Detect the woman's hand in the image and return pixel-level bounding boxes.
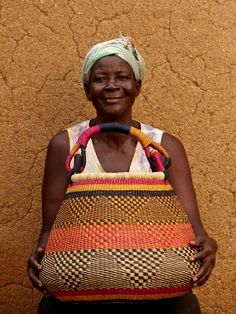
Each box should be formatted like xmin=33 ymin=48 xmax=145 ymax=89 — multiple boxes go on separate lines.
xmin=190 ymin=235 xmax=217 ymax=287
xmin=27 ymin=246 xmax=47 ymax=294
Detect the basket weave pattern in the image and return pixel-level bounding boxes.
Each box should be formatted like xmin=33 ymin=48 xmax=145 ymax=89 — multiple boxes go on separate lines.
xmin=40 ymin=173 xmax=200 ymax=302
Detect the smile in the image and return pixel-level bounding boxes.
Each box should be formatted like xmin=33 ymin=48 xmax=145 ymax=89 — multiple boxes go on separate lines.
xmin=105 ymin=98 xmax=122 ymax=103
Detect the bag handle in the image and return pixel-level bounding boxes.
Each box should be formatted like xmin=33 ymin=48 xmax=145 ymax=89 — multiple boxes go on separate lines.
xmin=66 ymin=123 xmax=171 ymax=176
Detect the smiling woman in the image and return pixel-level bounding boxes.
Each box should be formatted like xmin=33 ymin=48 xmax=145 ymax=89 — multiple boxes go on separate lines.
xmin=27 ymin=35 xmax=217 ymax=313
xmin=85 ymin=55 xmax=141 ymax=123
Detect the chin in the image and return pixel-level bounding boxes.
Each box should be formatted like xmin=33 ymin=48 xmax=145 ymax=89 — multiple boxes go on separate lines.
xmin=102 ymin=108 xmax=124 ymax=119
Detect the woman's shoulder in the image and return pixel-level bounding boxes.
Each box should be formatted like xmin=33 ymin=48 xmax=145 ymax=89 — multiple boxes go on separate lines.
xmin=48 ymin=130 xmax=69 ymax=153
xmin=162 ymin=132 xmax=185 ymax=149
xmin=161 ymin=132 xmax=187 ymax=161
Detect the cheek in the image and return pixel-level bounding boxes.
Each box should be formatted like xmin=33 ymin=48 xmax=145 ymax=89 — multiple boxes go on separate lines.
xmin=88 ymin=85 xmax=103 ymax=98
xmin=119 ymin=81 xmax=131 ymax=89
xmin=124 ymin=83 xmax=138 ymax=96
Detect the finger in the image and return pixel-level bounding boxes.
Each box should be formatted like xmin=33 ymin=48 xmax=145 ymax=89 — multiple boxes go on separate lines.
xmin=27 ymin=255 xmax=43 ymax=271
xmin=28 ymin=256 xmax=42 ymax=270
xmin=35 ymin=247 xmax=45 ymax=261
xmin=192 ymin=259 xmax=214 ymax=285
xmin=192 ymin=247 xmax=217 ymax=264
xmin=195 ymin=273 xmax=210 ymax=286
xmin=28 ymin=268 xmax=45 ymax=292
xmin=191 ymin=250 xmax=209 ymax=262
xmin=189 ymin=236 xmax=205 ymax=247
xmin=193 ymin=265 xmax=213 ymax=287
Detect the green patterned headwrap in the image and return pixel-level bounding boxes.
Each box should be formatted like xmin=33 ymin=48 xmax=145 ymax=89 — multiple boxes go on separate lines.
xmin=82 ymin=35 xmax=146 ymax=85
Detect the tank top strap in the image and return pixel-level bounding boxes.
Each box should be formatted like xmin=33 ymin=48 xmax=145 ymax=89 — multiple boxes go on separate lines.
xmin=67 ymin=120 xmax=90 ymax=151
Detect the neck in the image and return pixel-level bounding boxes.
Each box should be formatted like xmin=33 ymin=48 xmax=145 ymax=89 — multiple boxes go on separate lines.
xmin=90 ymin=117 xmax=140 ymax=129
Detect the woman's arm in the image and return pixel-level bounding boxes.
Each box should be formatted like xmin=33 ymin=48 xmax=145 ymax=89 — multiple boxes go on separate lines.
xmin=27 ymin=131 xmax=69 ymax=292
xmin=161 ymin=133 xmax=217 ymax=287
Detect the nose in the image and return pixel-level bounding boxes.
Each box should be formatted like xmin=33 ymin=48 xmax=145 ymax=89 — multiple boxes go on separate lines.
xmin=105 ymin=78 xmax=119 ymax=90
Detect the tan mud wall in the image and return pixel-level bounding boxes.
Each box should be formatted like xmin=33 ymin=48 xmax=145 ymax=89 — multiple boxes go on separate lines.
xmin=0 ymin=0 xmax=235 ymax=313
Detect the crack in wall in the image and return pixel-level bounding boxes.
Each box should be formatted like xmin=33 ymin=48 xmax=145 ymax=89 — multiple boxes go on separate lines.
xmin=0 ymin=282 xmax=33 ymax=290
xmin=67 ymin=0 xmax=83 ymax=60
xmin=92 ymin=7 xmax=138 ymax=37
xmin=167 ymin=11 xmax=177 ymax=40
xmin=35 ymin=73 xmax=50 ymax=105
xmin=32 ymin=1 xmax=50 ymax=17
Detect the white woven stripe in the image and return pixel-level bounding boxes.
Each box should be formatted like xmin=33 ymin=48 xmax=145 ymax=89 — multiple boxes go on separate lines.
xmin=71 ymin=171 xmax=165 ymax=182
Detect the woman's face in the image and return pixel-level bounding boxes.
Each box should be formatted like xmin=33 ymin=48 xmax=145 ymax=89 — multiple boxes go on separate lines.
xmin=85 ymin=55 xmax=141 ymax=122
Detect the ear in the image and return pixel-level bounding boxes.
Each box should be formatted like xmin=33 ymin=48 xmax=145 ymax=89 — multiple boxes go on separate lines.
xmin=84 ymin=84 xmax=91 ymax=101
xmin=135 ymin=80 xmax=142 ymax=97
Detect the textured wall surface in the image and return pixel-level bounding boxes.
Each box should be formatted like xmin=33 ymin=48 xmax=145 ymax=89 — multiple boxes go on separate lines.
xmin=0 ymin=0 xmax=235 ymax=313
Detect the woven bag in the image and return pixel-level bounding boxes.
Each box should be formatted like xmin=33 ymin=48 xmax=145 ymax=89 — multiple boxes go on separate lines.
xmin=40 ymin=123 xmax=200 ymax=302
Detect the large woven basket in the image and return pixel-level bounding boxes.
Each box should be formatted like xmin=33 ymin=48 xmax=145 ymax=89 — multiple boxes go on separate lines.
xmin=40 ymin=123 xmax=200 ymax=302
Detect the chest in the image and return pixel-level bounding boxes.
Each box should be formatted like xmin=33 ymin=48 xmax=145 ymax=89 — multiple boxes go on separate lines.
xmin=92 ymin=138 xmax=137 ymax=172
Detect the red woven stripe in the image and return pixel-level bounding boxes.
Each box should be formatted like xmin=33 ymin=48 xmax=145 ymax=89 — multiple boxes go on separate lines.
xmin=53 ymin=286 xmax=192 ymax=297
xmin=70 ymin=179 xmax=170 ymax=186
xmin=45 ymin=223 xmax=194 ymax=252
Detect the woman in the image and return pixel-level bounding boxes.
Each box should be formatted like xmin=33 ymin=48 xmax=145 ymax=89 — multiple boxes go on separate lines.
xmin=28 ymin=36 xmax=217 ymax=313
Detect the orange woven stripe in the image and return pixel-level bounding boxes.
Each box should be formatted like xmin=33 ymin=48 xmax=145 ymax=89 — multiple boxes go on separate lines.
xmin=46 ymin=223 xmax=194 ymax=252
xmin=70 ymin=143 xmax=80 ymax=155
xmin=130 ymin=127 xmax=153 ymax=148
xmin=67 ymin=183 xmax=173 ymax=193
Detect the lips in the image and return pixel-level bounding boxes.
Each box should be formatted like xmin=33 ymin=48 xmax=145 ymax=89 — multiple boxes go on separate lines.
xmin=104 ymin=97 xmax=122 ymax=103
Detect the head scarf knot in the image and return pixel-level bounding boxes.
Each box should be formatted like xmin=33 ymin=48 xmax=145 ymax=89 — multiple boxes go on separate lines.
xmin=82 ymin=35 xmax=146 ymax=85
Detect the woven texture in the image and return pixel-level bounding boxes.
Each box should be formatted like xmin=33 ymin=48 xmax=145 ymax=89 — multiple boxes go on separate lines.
xmin=40 ymin=173 xmax=200 ymax=302
xmin=40 ymin=123 xmax=200 ymax=302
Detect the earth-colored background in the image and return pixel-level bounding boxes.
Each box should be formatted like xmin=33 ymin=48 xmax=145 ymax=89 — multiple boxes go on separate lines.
xmin=0 ymin=0 xmax=235 ymax=313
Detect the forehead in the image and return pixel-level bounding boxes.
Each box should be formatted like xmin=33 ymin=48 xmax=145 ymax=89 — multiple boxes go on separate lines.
xmin=91 ymin=55 xmax=134 ymax=74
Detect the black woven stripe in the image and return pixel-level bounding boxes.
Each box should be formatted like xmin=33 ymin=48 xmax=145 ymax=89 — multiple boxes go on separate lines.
xmin=65 ymin=189 xmax=176 ymax=199
xmin=100 ymin=123 xmax=130 ymax=135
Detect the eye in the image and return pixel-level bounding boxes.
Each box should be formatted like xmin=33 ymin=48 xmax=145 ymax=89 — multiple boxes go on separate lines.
xmin=117 ymin=75 xmax=129 ymax=81
xmin=93 ymin=76 xmax=108 ymax=83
